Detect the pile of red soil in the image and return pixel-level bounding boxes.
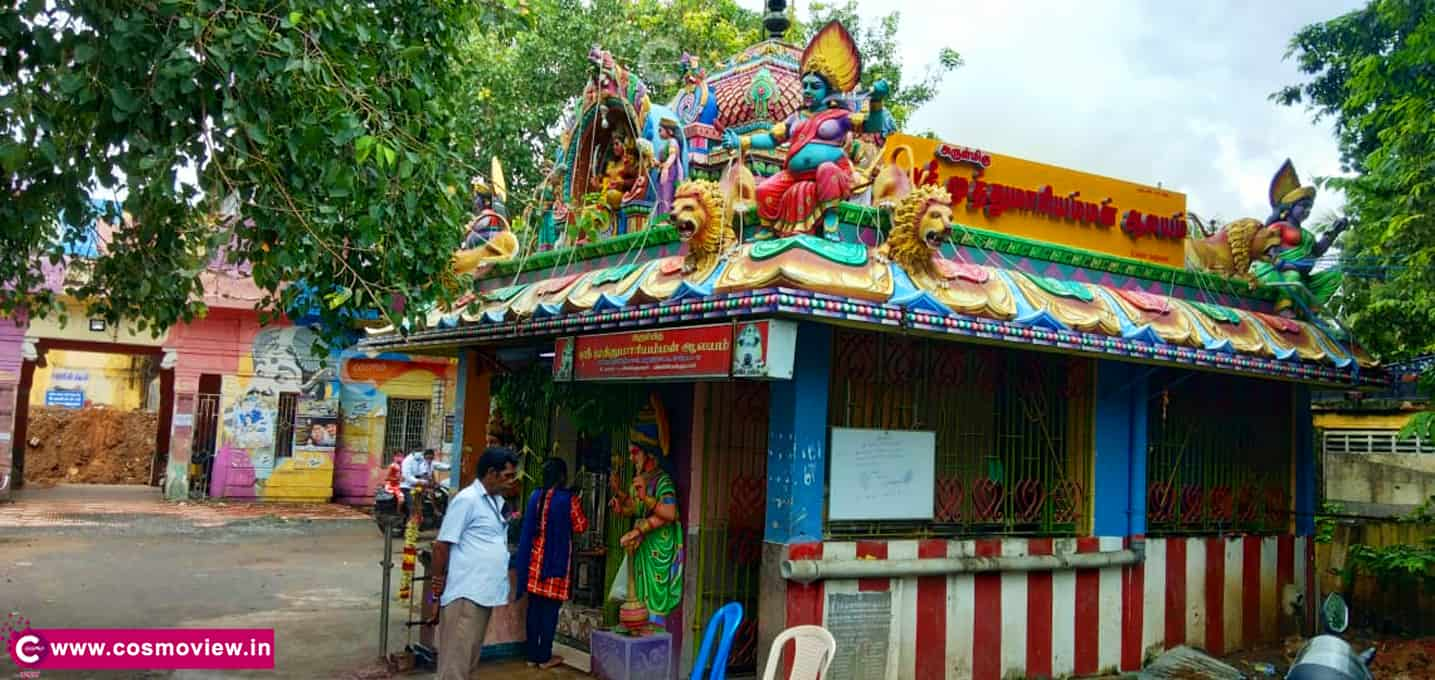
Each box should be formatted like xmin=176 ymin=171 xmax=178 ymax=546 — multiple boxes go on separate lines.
xmin=23 ymin=406 xmax=157 ymax=485
xmin=1367 ymin=637 xmax=1435 ymax=679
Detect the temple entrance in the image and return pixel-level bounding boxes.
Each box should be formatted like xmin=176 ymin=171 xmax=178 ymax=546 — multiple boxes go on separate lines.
xmin=12 ymin=340 xmax=173 ymax=492
xmin=687 ymin=381 xmax=769 ymax=674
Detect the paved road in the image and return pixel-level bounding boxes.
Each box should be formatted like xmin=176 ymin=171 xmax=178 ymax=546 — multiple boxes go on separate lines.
xmin=0 ymin=485 xmax=580 ymax=679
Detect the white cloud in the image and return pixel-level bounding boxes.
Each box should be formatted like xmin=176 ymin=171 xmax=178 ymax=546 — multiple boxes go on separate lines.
xmin=737 ymin=0 xmax=1357 ymax=221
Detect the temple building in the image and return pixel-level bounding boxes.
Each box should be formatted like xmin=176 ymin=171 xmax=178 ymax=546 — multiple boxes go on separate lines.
xmin=378 ymin=10 xmax=1378 ymax=680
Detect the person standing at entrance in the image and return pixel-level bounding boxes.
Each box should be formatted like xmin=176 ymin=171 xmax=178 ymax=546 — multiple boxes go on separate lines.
xmin=430 ymin=447 xmax=519 ymax=680
xmin=512 ymin=458 xmax=589 ymax=669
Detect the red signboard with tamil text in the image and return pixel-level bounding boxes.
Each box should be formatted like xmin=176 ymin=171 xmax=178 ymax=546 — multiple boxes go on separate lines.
xmin=568 ymin=324 xmax=733 ymax=381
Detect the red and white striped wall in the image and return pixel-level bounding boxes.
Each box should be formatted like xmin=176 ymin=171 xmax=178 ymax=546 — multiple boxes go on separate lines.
xmin=782 ymin=535 xmax=1314 ymax=680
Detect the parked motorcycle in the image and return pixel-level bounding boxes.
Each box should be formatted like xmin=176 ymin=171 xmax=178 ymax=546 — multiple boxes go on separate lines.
xmin=1287 ymin=635 xmax=1376 ymax=680
xmin=372 ymin=483 xmax=450 ymax=536
xmin=1286 ymin=594 xmax=1376 ymax=680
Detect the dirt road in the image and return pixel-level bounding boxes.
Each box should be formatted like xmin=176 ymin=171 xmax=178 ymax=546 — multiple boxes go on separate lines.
xmin=0 ymin=485 xmax=580 ymax=679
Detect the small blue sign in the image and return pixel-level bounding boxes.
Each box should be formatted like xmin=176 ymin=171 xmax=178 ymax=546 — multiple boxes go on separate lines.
xmin=45 ymin=390 xmax=85 ymax=409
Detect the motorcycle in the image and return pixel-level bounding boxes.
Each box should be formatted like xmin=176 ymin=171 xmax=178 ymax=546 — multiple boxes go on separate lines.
xmin=373 ymin=482 xmax=451 ymax=536
xmin=1286 ymin=594 xmax=1376 ymax=680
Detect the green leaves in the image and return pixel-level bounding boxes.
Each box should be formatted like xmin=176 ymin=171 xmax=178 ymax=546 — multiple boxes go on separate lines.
xmin=1278 ymin=0 xmax=1435 ymax=361
xmin=1 ymin=0 xmax=945 ymax=347
xmin=354 ymin=135 xmax=376 ymax=163
xmin=0 ymin=1 xmax=480 ymax=347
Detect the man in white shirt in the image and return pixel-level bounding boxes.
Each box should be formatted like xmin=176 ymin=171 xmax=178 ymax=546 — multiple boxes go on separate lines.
xmin=430 ymin=447 xmax=519 ymax=680
xmin=401 ymin=449 xmax=450 ymax=510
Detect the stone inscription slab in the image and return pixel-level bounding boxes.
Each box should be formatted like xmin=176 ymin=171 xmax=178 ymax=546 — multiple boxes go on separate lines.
xmin=825 ymin=591 xmax=891 ymax=680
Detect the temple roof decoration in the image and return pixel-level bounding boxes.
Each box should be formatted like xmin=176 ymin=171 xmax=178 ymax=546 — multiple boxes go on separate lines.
xmin=373 ymin=228 xmax=1376 ymax=387
xmin=401 ymin=18 xmax=1375 ymax=389
xmin=709 ymin=41 xmax=804 ymax=133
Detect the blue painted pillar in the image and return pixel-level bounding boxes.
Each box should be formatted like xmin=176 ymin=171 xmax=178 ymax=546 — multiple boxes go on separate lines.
xmin=1294 ymin=384 xmax=1315 ymax=536
xmin=1092 ymin=360 xmax=1148 ymax=537
xmin=449 ymin=351 xmax=472 ymax=492
xmin=765 ymin=322 xmax=832 ymax=544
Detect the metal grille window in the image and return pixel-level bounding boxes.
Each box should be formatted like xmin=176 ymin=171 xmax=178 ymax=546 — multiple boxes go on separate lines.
xmin=383 ymin=398 xmax=430 ymax=455
xmin=1324 ymin=430 xmax=1435 ymax=455
xmin=827 ymin=330 xmax=1093 ymax=539
xmin=1147 ymin=370 xmax=1292 ymax=535
xmin=273 ymin=392 xmax=299 ymax=458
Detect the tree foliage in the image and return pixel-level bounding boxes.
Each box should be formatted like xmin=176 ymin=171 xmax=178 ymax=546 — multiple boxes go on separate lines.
xmin=469 ymin=0 xmax=961 ymax=216
xmin=2 ymin=0 xmax=957 ymax=345
xmin=2 ymin=1 xmax=481 ymax=343
xmin=1275 ymin=0 xmax=1435 ymax=359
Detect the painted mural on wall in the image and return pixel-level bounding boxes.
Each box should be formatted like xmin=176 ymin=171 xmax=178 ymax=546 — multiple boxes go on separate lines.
xmin=251 ymin=326 xmax=334 ymax=398
xmin=210 ymin=325 xmax=339 ymax=501
xmin=332 ymin=355 xmax=456 ymax=503
xmin=334 ymin=381 xmax=385 ymax=503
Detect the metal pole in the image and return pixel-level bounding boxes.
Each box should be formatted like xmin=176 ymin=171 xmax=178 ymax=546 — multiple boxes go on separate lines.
xmin=380 ymin=521 xmax=394 ymax=659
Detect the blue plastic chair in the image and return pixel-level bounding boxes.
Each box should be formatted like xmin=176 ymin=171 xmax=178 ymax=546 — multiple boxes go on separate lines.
xmin=689 ymin=601 xmax=744 ymax=680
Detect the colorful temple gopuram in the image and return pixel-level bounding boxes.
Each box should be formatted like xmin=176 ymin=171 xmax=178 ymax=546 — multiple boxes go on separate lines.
xmin=371 ymin=7 xmax=1378 ymax=679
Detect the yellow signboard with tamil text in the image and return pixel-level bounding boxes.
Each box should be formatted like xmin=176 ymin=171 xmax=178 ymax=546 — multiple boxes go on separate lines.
xmin=876 ymin=133 xmax=1188 ymax=267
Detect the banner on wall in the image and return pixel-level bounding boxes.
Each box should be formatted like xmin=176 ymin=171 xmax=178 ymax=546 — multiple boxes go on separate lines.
xmin=44 ymin=389 xmax=84 ymax=409
xmin=294 ymin=416 xmax=337 ymax=448
xmin=731 ymin=320 xmax=797 ymax=379
xmin=878 ymin=132 xmax=1189 ymax=267
xmin=553 ymin=320 xmax=796 ymax=382
xmin=342 ymin=357 xmax=448 ymax=383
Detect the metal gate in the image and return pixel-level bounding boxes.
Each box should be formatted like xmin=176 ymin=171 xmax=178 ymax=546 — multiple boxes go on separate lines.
xmin=188 ymin=393 xmax=221 ymax=499
xmin=274 ymin=392 xmax=298 ymax=458
xmin=383 ymin=398 xmax=430 ymax=455
xmin=689 ymin=381 xmax=769 ymax=674
xmin=1146 ymin=370 xmax=1292 ymax=535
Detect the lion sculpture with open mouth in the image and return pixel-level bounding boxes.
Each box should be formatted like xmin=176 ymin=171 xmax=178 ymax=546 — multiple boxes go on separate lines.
xmin=875 ymin=183 xmax=958 ymax=287
xmin=670 ymin=180 xmax=737 ymax=277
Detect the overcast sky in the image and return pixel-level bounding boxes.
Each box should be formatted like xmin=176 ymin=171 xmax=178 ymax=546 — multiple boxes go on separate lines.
xmin=738 ymin=0 xmax=1360 ymax=222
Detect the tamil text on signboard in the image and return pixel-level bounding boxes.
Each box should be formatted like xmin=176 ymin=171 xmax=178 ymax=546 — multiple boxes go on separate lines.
xmin=569 ymin=325 xmax=733 ymax=381
xmin=552 ymin=321 xmax=799 ymax=382
xmin=878 ymin=133 xmax=1188 ymax=266
xmin=45 ymin=390 xmax=85 ymax=409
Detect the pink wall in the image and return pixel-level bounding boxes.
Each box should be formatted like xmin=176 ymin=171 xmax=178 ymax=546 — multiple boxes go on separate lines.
xmin=0 ymin=318 xmax=25 ymax=497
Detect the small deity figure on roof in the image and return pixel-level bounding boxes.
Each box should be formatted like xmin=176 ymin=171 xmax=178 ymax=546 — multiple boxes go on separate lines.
xmin=452 ymin=158 xmax=519 ymax=274
xmin=722 ymin=21 xmax=896 ymax=240
xmin=1253 ymin=159 xmax=1350 ymax=317
xmin=653 ymin=118 xmax=686 ymax=215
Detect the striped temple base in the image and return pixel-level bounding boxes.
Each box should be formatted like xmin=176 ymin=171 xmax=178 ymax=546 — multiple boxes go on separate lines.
xmin=781 ymin=535 xmax=1315 ymax=680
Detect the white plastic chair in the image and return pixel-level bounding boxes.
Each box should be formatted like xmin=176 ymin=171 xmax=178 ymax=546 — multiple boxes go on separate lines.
xmin=760 ymin=625 xmax=836 ymax=680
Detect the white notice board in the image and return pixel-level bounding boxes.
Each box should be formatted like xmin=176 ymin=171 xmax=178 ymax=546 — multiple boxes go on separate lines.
xmin=828 ymin=428 xmax=936 ymax=521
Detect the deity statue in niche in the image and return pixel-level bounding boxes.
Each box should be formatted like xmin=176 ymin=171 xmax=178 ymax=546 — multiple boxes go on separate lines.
xmin=722 ymin=20 xmax=895 ymax=240
xmin=607 ymin=394 xmax=683 ymax=633
xmin=594 ymin=130 xmax=647 ymax=213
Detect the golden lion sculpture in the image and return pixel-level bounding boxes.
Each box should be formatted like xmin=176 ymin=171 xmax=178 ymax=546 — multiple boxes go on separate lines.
xmin=1184 ymin=217 xmax=1284 ymax=281
xmin=670 ymin=180 xmax=736 ymax=276
xmin=875 ymin=183 xmax=957 ymax=286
